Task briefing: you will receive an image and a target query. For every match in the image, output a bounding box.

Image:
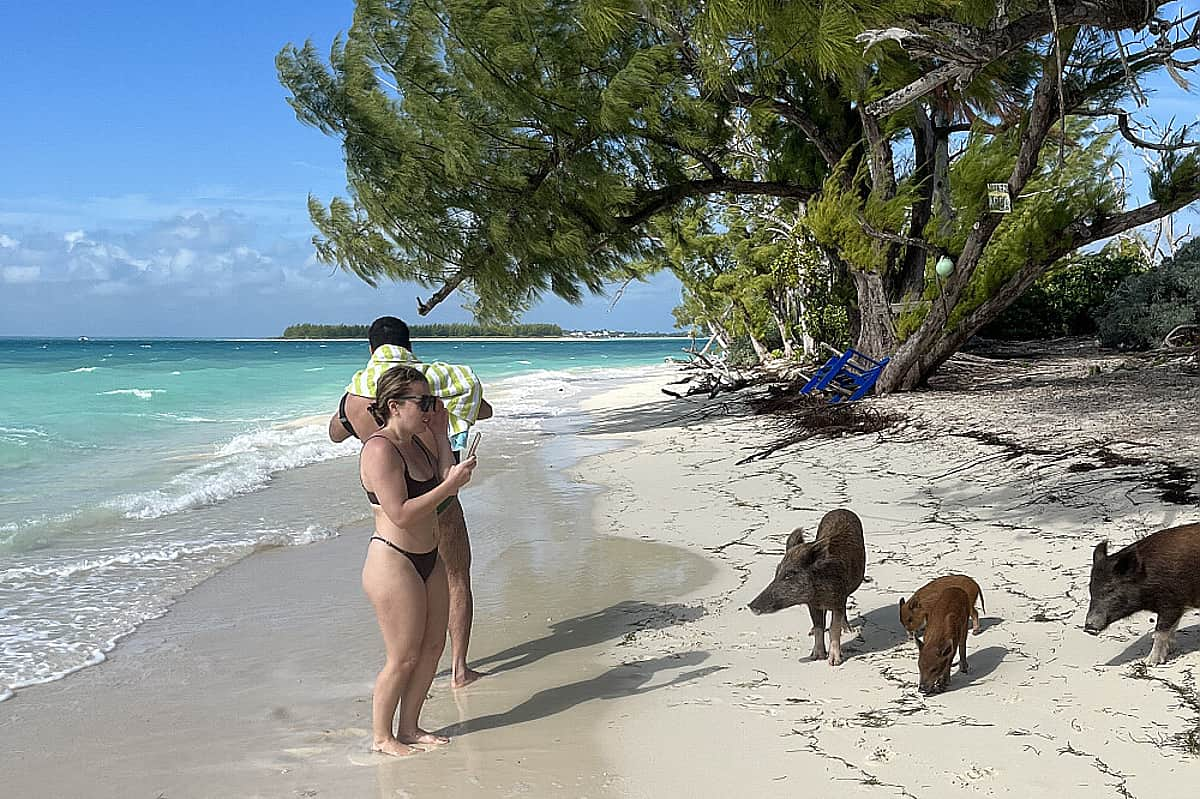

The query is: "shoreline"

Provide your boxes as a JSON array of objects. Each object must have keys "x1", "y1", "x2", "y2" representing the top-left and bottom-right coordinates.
[
  {"x1": 0, "y1": 364, "x2": 715, "y2": 797},
  {"x1": 0, "y1": 335, "x2": 692, "y2": 342}
]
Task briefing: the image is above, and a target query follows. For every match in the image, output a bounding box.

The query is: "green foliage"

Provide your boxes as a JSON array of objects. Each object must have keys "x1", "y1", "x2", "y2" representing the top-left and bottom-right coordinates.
[
  {"x1": 1149, "y1": 147, "x2": 1200, "y2": 206},
  {"x1": 945, "y1": 125, "x2": 1124, "y2": 327},
  {"x1": 278, "y1": 0, "x2": 1200, "y2": 385},
  {"x1": 1095, "y1": 238, "x2": 1200, "y2": 350},
  {"x1": 979, "y1": 248, "x2": 1148, "y2": 339},
  {"x1": 281, "y1": 322, "x2": 564, "y2": 338},
  {"x1": 805, "y1": 157, "x2": 917, "y2": 273}
]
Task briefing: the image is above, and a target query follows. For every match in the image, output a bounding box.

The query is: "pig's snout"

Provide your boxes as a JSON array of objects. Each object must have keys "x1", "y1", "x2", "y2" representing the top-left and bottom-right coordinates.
[
  {"x1": 1083, "y1": 607, "x2": 1108, "y2": 635},
  {"x1": 747, "y1": 595, "x2": 773, "y2": 615},
  {"x1": 748, "y1": 582, "x2": 786, "y2": 615}
]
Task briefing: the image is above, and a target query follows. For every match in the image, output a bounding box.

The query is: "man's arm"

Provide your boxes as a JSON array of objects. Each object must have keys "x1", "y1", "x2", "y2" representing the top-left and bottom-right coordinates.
[{"x1": 328, "y1": 393, "x2": 357, "y2": 443}]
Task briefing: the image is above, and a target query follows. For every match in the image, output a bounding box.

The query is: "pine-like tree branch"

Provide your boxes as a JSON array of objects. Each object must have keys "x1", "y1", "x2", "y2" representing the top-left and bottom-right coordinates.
[{"x1": 860, "y1": 0, "x2": 1164, "y2": 116}]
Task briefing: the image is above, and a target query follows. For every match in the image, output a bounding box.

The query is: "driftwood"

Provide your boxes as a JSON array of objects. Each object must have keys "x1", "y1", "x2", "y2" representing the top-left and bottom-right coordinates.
[
  {"x1": 662, "y1": 350, "x2": 757, "y2": 399},
  {"x1": 1164, "y1": 324, "x2": 1200, "y2": 349}
]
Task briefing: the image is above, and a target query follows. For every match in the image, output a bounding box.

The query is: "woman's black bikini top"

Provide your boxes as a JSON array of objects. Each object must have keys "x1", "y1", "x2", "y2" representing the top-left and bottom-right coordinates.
[{"x1": 362, "y1": 434, "x2": 440, "y2": 505}]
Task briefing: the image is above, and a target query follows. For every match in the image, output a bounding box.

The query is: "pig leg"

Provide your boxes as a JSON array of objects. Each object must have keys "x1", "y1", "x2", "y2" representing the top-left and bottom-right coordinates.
[
  {"x1": 958, "y1": 626, "x2": 969, "y2": 674},
  {"x1": 970, "y1": 605, "x2": 981, "y2": 635},
  {"x1": 808, "y1": 606, "x2": 827, "y2": 661},
  {"x1": 1146, "y1": 611, "x2": 1183, "y2": 666},
  {"x1": 828, "y1": 607, "x2": 846, "y2": 666}
]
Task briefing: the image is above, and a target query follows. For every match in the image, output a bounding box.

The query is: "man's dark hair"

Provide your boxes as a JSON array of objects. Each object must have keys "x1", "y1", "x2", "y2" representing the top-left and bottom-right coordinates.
[{"x1": 368, "y1": 316, "x2": 412, "y2": 351}]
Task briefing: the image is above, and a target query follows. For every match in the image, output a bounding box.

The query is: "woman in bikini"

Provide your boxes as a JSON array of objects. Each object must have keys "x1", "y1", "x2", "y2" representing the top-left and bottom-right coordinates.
[{"x1": 359, "y1": 365, "x2": 477, "y2": 756}]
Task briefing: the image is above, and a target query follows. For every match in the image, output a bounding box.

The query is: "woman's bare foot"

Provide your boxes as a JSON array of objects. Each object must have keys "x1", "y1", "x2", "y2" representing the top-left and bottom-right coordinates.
[
  {"x1": 371, "y1": 738, "x2": 422, "y2": 757},
  {"x1": 397, "y1": 728, "x2": 450, "y2": 746},
  {"x1": 452, "y1": 667, "x2": 485, "y2": 689}
]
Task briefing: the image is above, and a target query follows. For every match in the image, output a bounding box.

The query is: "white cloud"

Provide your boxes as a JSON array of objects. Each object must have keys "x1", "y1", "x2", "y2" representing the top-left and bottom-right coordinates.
[
  {"x1": 2, "y1": 266, "x2": 40, "y2": 283},
  {"x1": 0, "y1": 208, "x2": 683, "y2": 336},
  {"x1": 0, "y1": 234, "x2": 18, "y2": 249}
]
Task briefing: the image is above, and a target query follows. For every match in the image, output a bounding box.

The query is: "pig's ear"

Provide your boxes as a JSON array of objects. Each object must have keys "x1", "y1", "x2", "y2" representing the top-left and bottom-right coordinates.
[
  {"x1": 938, "y1": 640, "x2": 954, "y2": 658},
  {"x1": 898, "y1": 597, "x2": 906, "y2": 610},
  {"x1": 1092, "y1": 541, "x2": 1109, "y2": 566},
  {"x1": 1114, "y1": 548, "x2": 1142, "y2": 578},
  {"x1": 798, "y1": 545, "x2": 822, "y2": 567},
  {"x1": 785, "y1": 527, "x2": 806, "y2": 550}
]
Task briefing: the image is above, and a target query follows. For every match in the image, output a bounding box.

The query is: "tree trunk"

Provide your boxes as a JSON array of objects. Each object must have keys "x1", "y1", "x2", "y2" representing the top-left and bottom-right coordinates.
[
  {"x1": 748, "y1": 331, "x2": 771, "y2": 362},
  {"x1": 852, "y1": 271, "x2": 897, "y2": 360},
  {"x1": 765, "y1": 287, "x2": 796, "y2": 358}
]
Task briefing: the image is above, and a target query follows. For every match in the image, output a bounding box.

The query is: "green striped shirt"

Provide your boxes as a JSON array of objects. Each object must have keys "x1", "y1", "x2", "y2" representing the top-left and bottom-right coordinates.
[{"x1": 346, "y1": 345, "x2": 483, "y2": 439}]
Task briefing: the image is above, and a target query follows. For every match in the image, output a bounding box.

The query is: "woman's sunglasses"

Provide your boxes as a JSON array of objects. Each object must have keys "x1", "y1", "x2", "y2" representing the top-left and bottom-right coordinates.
[{"x1": 392, "y1": 394, "x2": 439, "y2": 412}]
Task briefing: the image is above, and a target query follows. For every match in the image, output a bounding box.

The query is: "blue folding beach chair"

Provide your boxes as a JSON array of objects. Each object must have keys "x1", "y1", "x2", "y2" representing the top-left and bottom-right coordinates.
[{"x1": 800, "y1": 347, "x2": 890, "y2": 403}]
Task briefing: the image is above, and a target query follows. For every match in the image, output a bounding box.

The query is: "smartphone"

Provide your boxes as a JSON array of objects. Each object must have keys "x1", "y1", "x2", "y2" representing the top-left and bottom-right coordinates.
[{"x1": 466, "y1": 432, "x2": 481, "y2": 458}]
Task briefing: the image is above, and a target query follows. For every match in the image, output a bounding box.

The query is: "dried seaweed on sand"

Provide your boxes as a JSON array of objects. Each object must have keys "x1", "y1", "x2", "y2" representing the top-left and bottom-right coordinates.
[{"x1": 737, "y1": 387, "x2": 905, "y2": 465}]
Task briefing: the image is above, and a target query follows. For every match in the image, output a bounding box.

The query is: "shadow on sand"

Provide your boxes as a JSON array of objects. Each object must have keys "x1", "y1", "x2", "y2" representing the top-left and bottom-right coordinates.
[
  {"x1": 437, "y1": 651, "x2": 721, "y2": 736},
  {"x1": 454, "y1": 600, "x2": 707, "y2": 679},
  {"x1": 956, "y1": 645, "x2": 1008, "y2": 688},
  {"x1": 1104, "y1": 621, "x2": 1200, "y2": 667},
  {"x1": 843, "y1": 603, "x2": 912, "y2": 658}
]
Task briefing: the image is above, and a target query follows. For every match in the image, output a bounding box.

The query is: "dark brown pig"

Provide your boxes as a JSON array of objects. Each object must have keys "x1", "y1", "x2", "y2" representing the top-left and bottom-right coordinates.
[
  {"x1": 1083, "y1": 523, "x2": 1200, "y2": 665},
  {"x1": 748, "y1": 508, "x2": 866, "y2": 665},
  {"x1": 900, "y1": 575, "x2": 985, "y2": 638},
  {"x1": 916, "y1": 586, "x2": 970, "y2": 694}
]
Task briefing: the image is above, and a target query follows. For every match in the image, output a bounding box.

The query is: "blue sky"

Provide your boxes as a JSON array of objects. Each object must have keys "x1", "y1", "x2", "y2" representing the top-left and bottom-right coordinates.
[
  {"x1": 1, "y1": 2, "x2": 1196, "y2": 337},
  {"x1": 0, "y1": 0, "x2": 683, "y2": 336}
]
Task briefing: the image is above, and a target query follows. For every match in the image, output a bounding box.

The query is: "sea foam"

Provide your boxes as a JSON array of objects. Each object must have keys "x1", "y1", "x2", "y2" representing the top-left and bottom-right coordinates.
[
  {"x1": 98, "y1": 388, "x2": 164, "y2": 399},
  {"x1": 110, "y1": 424, "x2": 357, "y2": 519}
]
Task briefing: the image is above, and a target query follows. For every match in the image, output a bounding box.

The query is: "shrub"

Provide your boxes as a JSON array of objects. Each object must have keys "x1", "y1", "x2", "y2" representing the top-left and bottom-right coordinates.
[
  {"x1": 1095, "y1": 237, "x2": 1200, "y2": 350},
  {"x1": 980, "y1": 250, "x2": 1147, "y2": 340}
]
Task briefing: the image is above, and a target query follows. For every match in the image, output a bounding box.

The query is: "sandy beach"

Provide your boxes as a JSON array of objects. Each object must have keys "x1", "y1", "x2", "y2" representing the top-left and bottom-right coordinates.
[{"x1": 3, "y1": 352, "x2": 1199, "y2": 797}]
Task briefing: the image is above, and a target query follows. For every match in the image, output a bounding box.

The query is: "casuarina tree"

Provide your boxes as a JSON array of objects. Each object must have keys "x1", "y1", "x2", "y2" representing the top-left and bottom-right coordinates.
[{"x1": 279, "y1": 0, "x2": 1200, "y2": 390}]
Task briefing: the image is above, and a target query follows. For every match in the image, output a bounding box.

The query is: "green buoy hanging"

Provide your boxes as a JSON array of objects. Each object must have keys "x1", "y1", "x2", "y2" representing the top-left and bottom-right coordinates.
[{"x1": 935, "y1": 255, "x2": 955, "y2": 278}]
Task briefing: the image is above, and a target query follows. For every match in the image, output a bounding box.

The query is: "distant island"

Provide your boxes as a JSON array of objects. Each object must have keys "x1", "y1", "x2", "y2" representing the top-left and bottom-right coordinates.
[{"x1": 281, "y1": 323, "x2": 683, "y2": 339}]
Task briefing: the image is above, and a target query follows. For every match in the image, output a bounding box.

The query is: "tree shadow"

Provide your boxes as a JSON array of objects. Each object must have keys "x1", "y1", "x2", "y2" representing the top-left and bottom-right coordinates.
[
  {"x1": 1103, "y1": 620, "x2": 1200, "y2": 667},
  {"x1": 455, "y1": 600, "x2": 707, "y2": 678},
  {"x1": 436, "y1": 651, "x2": 721, "y2": 737}
]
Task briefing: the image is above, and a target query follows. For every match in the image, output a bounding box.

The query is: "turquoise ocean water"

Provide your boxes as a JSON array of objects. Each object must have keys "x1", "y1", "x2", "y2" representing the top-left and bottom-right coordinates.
[{"x1": 0, "y1": 337, "x2": 686, "y2": 700}]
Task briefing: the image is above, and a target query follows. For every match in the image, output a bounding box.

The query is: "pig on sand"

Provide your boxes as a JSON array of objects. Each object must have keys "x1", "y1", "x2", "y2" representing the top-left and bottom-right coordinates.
[
  {"x1": 900, "y1": 574, "x2": 985, "y2": 638},
  {"x1": 1084, "y1": 523, "x2": 1200, "y2": 666},
  {"x1": 748, "y1": 508, "x2": 866, "y2": 666},
  {"x1": 916, "y1": 586, "x2": 971, "y2": 695}
]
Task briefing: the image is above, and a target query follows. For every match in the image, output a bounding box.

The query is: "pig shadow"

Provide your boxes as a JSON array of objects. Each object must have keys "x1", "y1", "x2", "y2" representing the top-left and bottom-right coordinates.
[
  {"x1": 842, "y1": 603, "x2": 912, "y2": 658},
  {"x1": 437, "y1": 651, "x2": 722, "y2": 736},
  {"x1": 452, "y1": 600, "x2": 707, "y2": 678},
  {"x1": 956, "y1": 645, "x2": 1008, "y2": 687},
  {"x1": 1103, "y1": 620, "x2": 1200, "y2": 667},
  {"x1": 976, "y1": 616, "x2": 1003, "y2": 634}
]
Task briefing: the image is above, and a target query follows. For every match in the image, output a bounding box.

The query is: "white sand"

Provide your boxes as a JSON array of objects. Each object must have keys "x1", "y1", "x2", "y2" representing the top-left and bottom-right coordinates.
[
  {"x1": 573, "y1": 370, "x2": 1200, "y2": 797},
  {"x1": 3, "y1": 361, "x2": 1198, "y2": 797}
]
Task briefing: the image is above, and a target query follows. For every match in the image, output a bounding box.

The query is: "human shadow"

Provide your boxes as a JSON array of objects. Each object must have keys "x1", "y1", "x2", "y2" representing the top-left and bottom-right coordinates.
[
  {"x1": 1103, "y1": 621, "x2": 1200, "y2": 667},
  {"x1": 457, "y1": 600, "x2": 707, "y2": 678},
  {"x1": 437, "y1": 651, "x2": 721, "y2": 737}
]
